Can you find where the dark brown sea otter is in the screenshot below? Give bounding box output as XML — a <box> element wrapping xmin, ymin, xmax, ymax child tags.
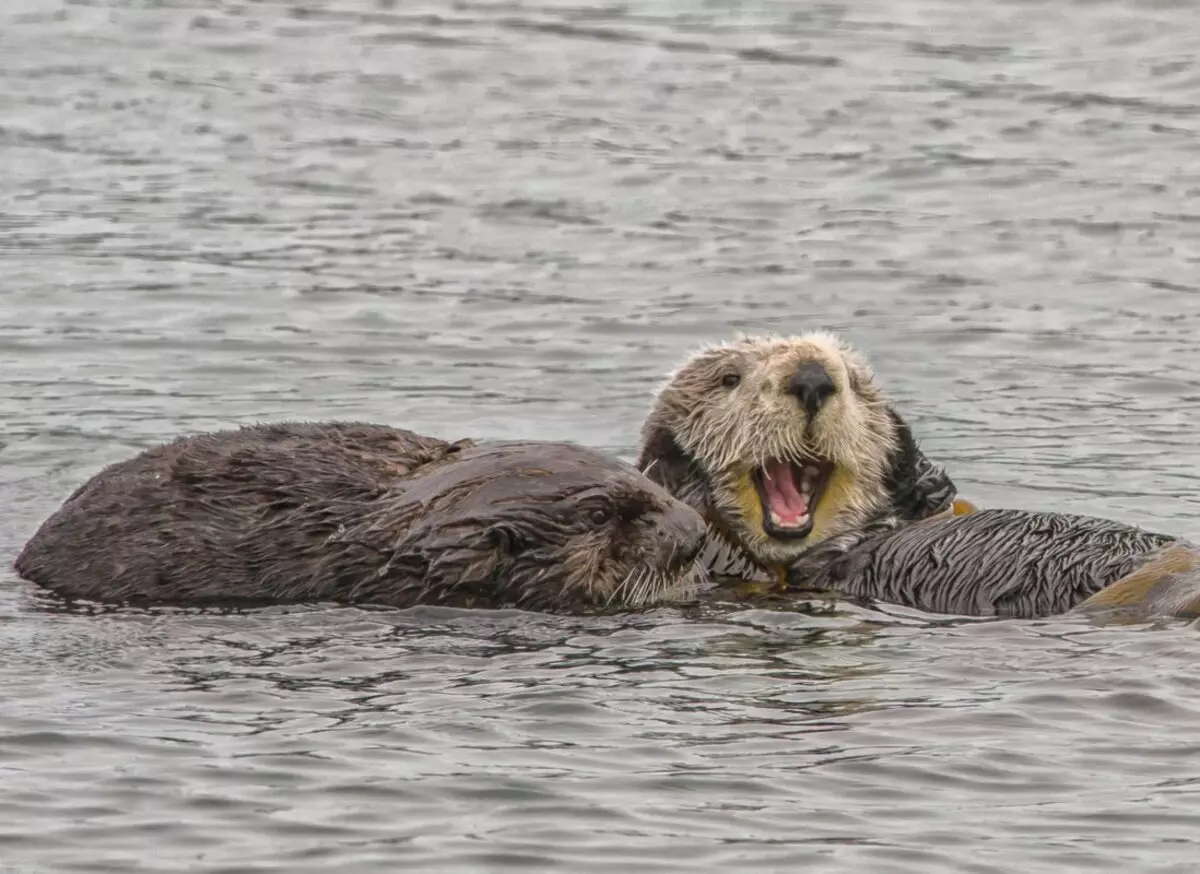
<box><xmin>637</xmin><ymin>331</ymin><xmax>974</xmax><ymax>586</ymax></box>
<box><xmin>13</xmin><ymin>422</ymin><xmax>708</xmax><ymax>613</ymax></box>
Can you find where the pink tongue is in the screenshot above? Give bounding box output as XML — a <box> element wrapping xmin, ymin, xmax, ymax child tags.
<box><xmin>761</xmin><ymin>461</ymin><xmax>809</xmax><ymax>525</ymax></box>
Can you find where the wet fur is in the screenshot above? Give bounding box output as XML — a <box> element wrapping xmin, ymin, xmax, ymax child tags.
<box><xmin>637</xmin><ymin>332</ymin><xmax>960</xmax><ymax>576</ymax></box>
<box><xmin>786</xmin><ymin>507</ymin><xmax>1191</xmax><ymax>619</ymax></box>
<box><xmin>14</xmin><ymin>422</ymin><xmax>708</xmax><ymax>613</ymax></box>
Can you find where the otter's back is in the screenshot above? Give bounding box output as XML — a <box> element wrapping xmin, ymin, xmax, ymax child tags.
<box><xmin>14</xmin><ymin>422</ymin><xmax>469</xmax><ymax>604</ymax></box>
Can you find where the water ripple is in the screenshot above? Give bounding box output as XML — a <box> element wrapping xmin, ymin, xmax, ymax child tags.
<box><xmin>3</xmin><ymin>0</ymin><xmax>1200</xmax><ymax>871</ymax></box>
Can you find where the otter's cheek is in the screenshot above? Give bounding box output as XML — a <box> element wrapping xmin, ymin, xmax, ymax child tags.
<box><xmin>730</xmin><ymin>471</ymin><xmax>766</xmax><ymax>540</ymax></box>
<box><xmin>807</xmin><ymin>465</ymin><xmax>859</xmax><ymax>543</ymax></box>
<box><xmin>808</xmin><ymin>393</ymin><xmax>851</xmax><ymax>444</ymax></box>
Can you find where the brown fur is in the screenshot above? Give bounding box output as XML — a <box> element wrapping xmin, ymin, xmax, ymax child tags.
<box><xmin>14</xmin><ymin>422</ymin><xmax>708</xmax><ymax>613</ymax></box>
<box><xmin>1077</xmin><ymin>544</ymin><xmax>1200</xmax><ymax>619</ymax></box>
<box><xmin>637</xmin><ymin>332</ymin><xmax>963</xmax><ymax>580</ymax></box>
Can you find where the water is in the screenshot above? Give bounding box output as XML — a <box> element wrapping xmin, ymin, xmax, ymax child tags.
<box><xmin>3</xmin><ymin>0</ymin><xmax>1200</xmax><ymax>870</ymax></box>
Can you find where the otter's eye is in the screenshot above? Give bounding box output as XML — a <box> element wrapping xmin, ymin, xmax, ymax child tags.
<box><xmin>589</xmin><ymin>506</ymin><xmax>613</xmax><ymax>526</ymax></box>
<box><xmin>720</xmin><ymin>372</ymin><xmax>741</xmax><ymax>389</ymax></box>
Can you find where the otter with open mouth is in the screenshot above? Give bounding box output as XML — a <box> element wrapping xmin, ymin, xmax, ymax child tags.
<box><xmin>14</xmin><ymin>422</ymin><xmax>709</xmax><ymax>613</ymax></box>
<box><xmin>636</xmin><ymin>331</ymin><xmax>973</xmax><ymax>586</ymax></box>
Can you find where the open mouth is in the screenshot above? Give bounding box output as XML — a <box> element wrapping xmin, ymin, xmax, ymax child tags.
<box><xmin>752</xmin><ymin>458</ymin><xmax>834</xmax><ymax>540</ymax></box>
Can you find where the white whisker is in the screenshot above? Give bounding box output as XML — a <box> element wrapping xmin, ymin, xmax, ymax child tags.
<box><xmin>630</xmin><ymin>570</ymin><xmax>647</xmax><ymax>607</ymax></box>
<box><xmin>608</xmin><ymin>570</ymin><xmax>631</xmax><ymax>607</ymax></box>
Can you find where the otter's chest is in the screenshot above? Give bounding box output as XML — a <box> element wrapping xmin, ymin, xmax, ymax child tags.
<box><xmin>700</xmin><ymin>529</ymin><xmax>774</xmax><ymax>583</ymax></box>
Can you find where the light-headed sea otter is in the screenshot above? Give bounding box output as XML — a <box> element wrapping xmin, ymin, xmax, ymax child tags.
<box><xmin>14</xmin><ymin>422</ymin><xmax>709</xmax><ymax>613</ymax></box>
<box><xmin>636</xmin><ymin>331</ymin><xmax>973</xmax><ymax>585</ymax></box>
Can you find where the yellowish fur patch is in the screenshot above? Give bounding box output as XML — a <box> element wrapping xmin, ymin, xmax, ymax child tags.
<box><xmin>731</xmin><ymin>471</ymin><xmax>766</xmax><ymax>541</ymax></box>
<box><xmin>1079</xmin><ymin>545</ymin><xmax>1200</xmax><ymax>611</ymax></box>
<box><xmin>808</xmin><ymin>466</ymin><xmax>864</xmax><ymax>544</ymax></box>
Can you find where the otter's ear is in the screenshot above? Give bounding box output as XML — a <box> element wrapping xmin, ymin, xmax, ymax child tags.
<box><xmin>882</xmin><ymin>407</ymin><xmax>958</xmax><ymax>520</ymax></box>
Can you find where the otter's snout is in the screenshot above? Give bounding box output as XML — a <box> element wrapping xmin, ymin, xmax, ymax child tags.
<box><xmin>787</xmin><ymin>362</ymin><xmax>836</xmax><ymax>417</ymax></box>
<box><xmin>651</xmin><ymin>506</ymin><xmax>707</xmax><ymax>571</ymax></box>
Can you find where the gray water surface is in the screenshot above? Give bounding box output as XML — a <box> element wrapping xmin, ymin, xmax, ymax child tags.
<box><xmin>4</xmin><ymin>1</ymin><xmax>1200</xmax><ymax>871</ymax></box>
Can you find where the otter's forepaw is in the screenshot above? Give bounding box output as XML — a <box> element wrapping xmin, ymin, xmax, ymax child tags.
<box><xmin>951</xmin><ymin>498</ymin><xmax>978</xmax><ymax>516</ymax></box>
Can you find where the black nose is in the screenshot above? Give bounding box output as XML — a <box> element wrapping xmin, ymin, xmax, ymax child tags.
<box><xmin>787</xmin><ymin>362</ymin><xmax>836</xmax><ymax>417</ymax></box>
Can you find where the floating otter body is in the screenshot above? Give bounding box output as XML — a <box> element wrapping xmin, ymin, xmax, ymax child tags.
<box><xmin>785</xmin><ymin>507</ymin><xmax>1200</xmax><ymax>620</ymax></box>
<box><xmin>637</xmin><ymin>332</ymin><xmax>972</xmax><ymax>585</ymax></box>
<box><xmin>636</xmin><ymin>331</ymin><xmax>1198</xmax><ymax>622</ymax></box>
<box><xmin>14</xmin><ymin>422</ymin><xmax>708</xmax><ymax>613</ymax></box>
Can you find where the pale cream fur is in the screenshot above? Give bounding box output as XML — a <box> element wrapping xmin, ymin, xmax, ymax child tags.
<box><xmin>637</xmin><ymin>332</ymin><xmax>903</xmax><ymax>577</ymax></box>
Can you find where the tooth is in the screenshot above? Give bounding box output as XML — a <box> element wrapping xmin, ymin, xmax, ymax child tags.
<box><xmin>769</xmin><ymin>509</ymin><xmax>810</xmax><ymax>529</ymax></box>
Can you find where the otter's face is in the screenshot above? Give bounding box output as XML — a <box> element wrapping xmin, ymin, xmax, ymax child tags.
<box><xmin>399</xmin><ymin>444</ymin><xmax>709</xmax><ymax>612</ymax></box>
<box><xmin>498</xmin><ymin>474</ymin><xmax>709</xmax><ymax>611</ymax></box>
<box><xmin>637</xmin><ymin>332</ymin><xmax>951</xmax><ymax>575</ymax></box>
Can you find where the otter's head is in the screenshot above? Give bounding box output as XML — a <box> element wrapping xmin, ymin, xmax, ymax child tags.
<box><xmin>374</xmin><ymin>442</ymin><xmax>709</xmax><ymax>612</ymax></box>
<box><xmin>636</xmin><ymin>332</ymin><xmax>965</xmax><ymax>576</ymax></box>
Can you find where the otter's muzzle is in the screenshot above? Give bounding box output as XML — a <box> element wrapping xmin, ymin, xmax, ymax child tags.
<box><xmin>651</xmin><ymin>506</ymin><xmax>707</xmax><ymax>572</ymax></box>
<box><xmin>788</xmin><ymin>362</ymin><xmax>836</xmax><ymax>418</ymax></box>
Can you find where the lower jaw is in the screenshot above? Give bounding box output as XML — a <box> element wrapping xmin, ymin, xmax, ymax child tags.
<box><xmin>754</xmin><ymin>536</ymin><xmax>815</xmax><ymax>569</ymax></box>
<box><xmin>762</xmin><ymin>515</ymin><xmax>815</xmax><ymax>542</ymax></box>
<box><xmin>755</xmin><ymin>503</ymin><xmax>831</xmax><ymax>561</ymax></box>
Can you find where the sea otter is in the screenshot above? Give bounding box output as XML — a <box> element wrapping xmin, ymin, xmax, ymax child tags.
<box><xmin>636</xmin><ymin>331</ymin><xmax>973</xmax><ymax>585</ymax></box>
<box><xmin>783</xmin><ymin>507</ymin><xmax>1200</xmax><ymax>621</ymax></box>
<box><xmin>13</xmin><ymin>422</ymin><xmax>709</xmax><ymax>613</ymax></box>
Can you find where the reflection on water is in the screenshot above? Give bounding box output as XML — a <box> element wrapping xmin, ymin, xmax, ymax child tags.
<box><xmin>3</xmin><ymin>0</ymin><xmax>1200</xmax><ymax>871</ymax></box>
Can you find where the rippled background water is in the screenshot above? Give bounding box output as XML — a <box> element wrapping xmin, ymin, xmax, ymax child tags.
<box><xmin>4</xmin><ymin>0</ymin><xmax>1200</xmax><ymax>871</ymax></box>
